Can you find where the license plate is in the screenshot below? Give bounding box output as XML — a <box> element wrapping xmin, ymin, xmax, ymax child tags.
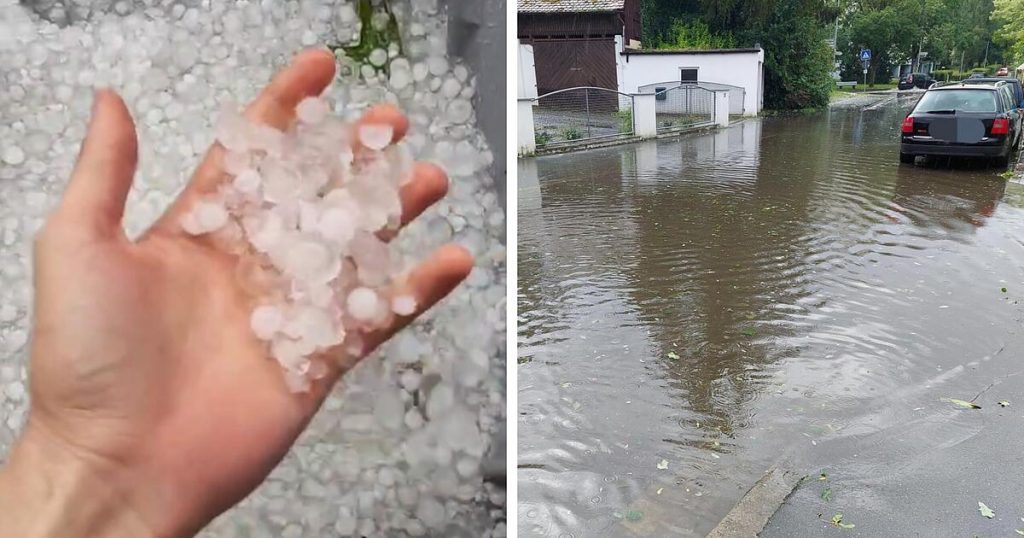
<box><xmin>928</xmin><ymin>118</ymin><xmax>985</xmax><ymax>143</ymax></box>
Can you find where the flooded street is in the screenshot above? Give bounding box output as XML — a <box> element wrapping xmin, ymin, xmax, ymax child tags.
<box><xmin>517</xmin><ymin>101</ymin><xmax>1024</xmax><ymax>536</ymax></box>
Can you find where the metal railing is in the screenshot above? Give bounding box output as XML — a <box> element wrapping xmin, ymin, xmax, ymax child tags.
<box><xmin>650</xmin><ymin>84</ymin><xmax>717</xmax><ymax>134</ymax></box>
<box><xmin>639</xmin><ymin>80</ymin><xmax>746</xmax><ymax>116</ymax></box>
<box><xmin>531</xmin><ymin>87</ymin><xmax>636</xmax><ymax>150</ymax></box>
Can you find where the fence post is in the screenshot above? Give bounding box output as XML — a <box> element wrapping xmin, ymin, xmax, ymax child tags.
<box><xmin>517</xmin><ymin>98</ymin><xmax>536</xmax><ymax>156</ymax></box>
<box><xmin>714</xmin><ymin>90</ymin><xmax>730</xmax><ymax>127</ymax></box>
<box><xmin>632</xmin><ymin>93</ymin><xmax>657</xmax><ymax>138</ymax></box>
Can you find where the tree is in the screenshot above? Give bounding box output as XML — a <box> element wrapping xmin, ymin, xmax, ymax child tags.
<box><xmin>993</xmin><ymin>0</ymin><xmax>1024</xmax><ymax>67</ymax></box>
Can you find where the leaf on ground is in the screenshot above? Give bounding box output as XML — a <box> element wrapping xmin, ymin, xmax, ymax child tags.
<box><xmin>998</xmin><ymin>401</ymin><xmax>1010</xmax><ymax>407</ymax></box>
<box><xmin>1014</xmin><ymin>529</ymin><xmax>1024</xmax><ymax>535</ymax></box>
<box><xmin>978</xmin><ymin>501</ymin><xmax>995</xmax><ymax>519</ymax></box>
<box><xmin>1002</xmin><ymin>287</ymin><xmax>1008</xmax><ymax>293</ymax></box>
<box><xmin>657</xmin><ymin>459</ymin><xmax>669</xmax><ymax>470</ymax></box>
<box><xmin>741</xmin><ymin>327</ymin><xmax>757</xmax><ymax>337</ymax></box>
<box><xmin>831</xmin><ymin>513</ymin><xmax>855</xmax><ymax>528</ymax></box>
<box><xmin>656</xmin><ymin>487</ymin><xmax>664</xmax><ymax>495</ymax></box>
<box><xmin>625</xmin><ymin>510</ymin><xmax>644</xmax><ymax>521</ymax></box>
<box><xmin>821</xmin><ymin>488</ymin><xmax>832</xmax><ymax>502</ymax></box>
<box><xmin>667</xmin><ymin>351</ymin><xmax>680</xmax><ymax>360</ymax></box>
<box><xmin>819</xmin><ymin>471</ymin><xmax>828</xmax><ymax>481</ymax></box>
<box><xmin>941</xmin><ymin>397</ymin><xmax>981</xmax><ymax>409</ymax></box>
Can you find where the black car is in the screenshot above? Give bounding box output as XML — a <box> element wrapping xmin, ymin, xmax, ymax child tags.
<box><xmin>960</xmin><ymin>77</ymin><xmax>1024</xmax><ymax>109</ymax></box>
<box><xmin>898</xmin><ymin>72</ymin><xmax>936</xmax><ymax>90</ymax></box>
<box><xmin>900</xmin><ymin>82</ymin><xmax>1021</xmax><ymax>167</ymax></box>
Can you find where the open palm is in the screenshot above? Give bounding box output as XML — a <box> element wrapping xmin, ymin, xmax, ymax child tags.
<box><xmin>22</xmin><ymin>49</ymin><xmax>472</xmax><ymax>537</ymax></box>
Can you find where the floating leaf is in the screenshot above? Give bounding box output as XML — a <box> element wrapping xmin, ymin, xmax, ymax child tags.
<box><xmin>657</xmin><ymin>459</ymin><xmax>669</xmax><ymax>470</ymax></box>
<box><xmin>978</xmin><ymin>501</ymin><xmax>995</xmax><ymax>519</ymax></box>
<box><xmin>998</xmin><ymin>401</ymin><xmax>1010</xmax><ymax>407</ymax></box>
<box><xmin>831</xmin><ymin>513</ymin><xmax>855</xmax><ymax>529</ymax></box>
<box><xmin>667</xmin><ymin>351</ymin><xmax>680</xmax><ymax>360</ymax></box>
<box><xmin>821</xmin><ymin>488</ymin><xmax>832</xmax><ymax>501</ymax></box>
<box><xmin>941</xmin><ymin>398</ymin><xmax>981</xmax><ymax>409</ymax></box>
<box><xmin>625</xmin><ymin>510</ymin><xmax>644</xmax><ymax>521</ymax></box>
<box><xmin>741</xmin><ymin>327</ymin><xmax>757</xmax><ymax>337</ymax></box>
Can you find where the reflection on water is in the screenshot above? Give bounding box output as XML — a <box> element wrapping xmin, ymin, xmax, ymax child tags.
<box><xmin>518</xmin><ymin>105</ymin><xmax>1024</xmax><ymax>536</ymax></box>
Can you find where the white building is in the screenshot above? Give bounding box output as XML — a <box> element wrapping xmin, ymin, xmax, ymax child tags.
<box><xmin>614</xmin><ymin>40</ymin><xmax>764</xmax><ymax>116</ymax></box>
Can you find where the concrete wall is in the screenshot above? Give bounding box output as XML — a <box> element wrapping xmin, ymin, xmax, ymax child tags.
<box><xmin>517</xmin><ymin>42</ymin><xmax>537</xmax><ymax>100</ymax></box>
<box><xmin>615</xmin><ymin>47</ymin><xmax>764</xmax><ymax>115</ymax></box>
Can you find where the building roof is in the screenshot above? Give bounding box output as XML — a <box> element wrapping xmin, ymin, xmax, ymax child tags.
<box><xmin>621</xmin><ymin>48</ymin><xmax>763</xmax><ymax>55</ymax></box>
<box><xmin>518</xmin><ymin>0</ymin><xmax>625</xmax><ymax>14</ymax></box>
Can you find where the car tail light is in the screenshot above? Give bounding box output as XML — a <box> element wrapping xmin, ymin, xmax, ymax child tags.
<box><xmin>901</xmin><ymin>116</ymin><xmax>915</xmax><ymax>133</ymax></box>
<box><xmin>992</xmin><ymin>117</ymin><xmax>1010</xmax><ymax>135</ymax></box>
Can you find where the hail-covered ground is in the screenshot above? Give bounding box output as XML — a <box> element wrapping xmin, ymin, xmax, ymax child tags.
<box><xmin>0</xmin><ymin>1</ymin><xmax>506</xmax><ymax>536</ymax></box>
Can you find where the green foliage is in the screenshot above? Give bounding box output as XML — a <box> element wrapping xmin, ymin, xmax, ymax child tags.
<box><xmin>535</xmin><ymin>131</ymin><xmax>553</xmax><ymax>146</ymax></box>
<box><xmin>651</xmin><ymin>20</ymin><xmax>736</xmax><ymax>50</ymax></box>
<box><xmin>562</xmin><ymin>127</ymin><xmax>583</xmax><ymax>140</ymax></box>
<box><xmin>616</xmin><ymin>109</ymin><xmax>634</xmax><ymax>133</ymax></box>
<box><xmin>329</xmin><ymin>0</ymin><xmax>401</xmax><ymax>72</ymax></box>
<box><xmin>750</xmin><ymin>2</ymin><xmax>835</xmax><ymax>109</ymax></box>
<box><xmin>995</xmin><ymin>0</ymin><xmax>1024</xmax><ymax>67</ymax></box>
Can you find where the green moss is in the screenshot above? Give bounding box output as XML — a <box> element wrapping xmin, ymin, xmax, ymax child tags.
<box><xmin>328</xmin><ymin>0</ymin><xmax>402</xmax><ymax>74</ymax></box>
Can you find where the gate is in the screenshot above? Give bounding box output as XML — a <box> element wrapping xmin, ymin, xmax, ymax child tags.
<box><xmin>531</xmin><ymin>87</ymin><xmax>636</xmax><ymax>150</ymax></box>
<box><xmin>650</xmin><ymin>84</ymin><xmax>717</xmax><ymax>134</ymax></box>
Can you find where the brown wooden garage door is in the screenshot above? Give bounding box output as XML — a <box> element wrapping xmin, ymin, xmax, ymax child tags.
<box><xmin>531</xmin><ymin>38</ymin><xmax>617</xmax><ymax>96</ymax></box>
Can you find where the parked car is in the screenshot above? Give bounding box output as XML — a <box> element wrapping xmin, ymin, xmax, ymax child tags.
<box><xmin>997</xmin><ymin>66</ymin><xmax>1010</xmax><ymax>76</ymax></box>
<box><xmin>960</xmin><ymin>77</ymin><xmax>1024</xmax><ymax>109</ymax></box>
<box><xmin>900</xmin><ymin>82</ymin><xmax>1022</xmax><ymax>167</ymax></box>
<box><xmin>898</xmin><ymin>72</ymin><xmax>936</xmax><ymax>90</ymax></box>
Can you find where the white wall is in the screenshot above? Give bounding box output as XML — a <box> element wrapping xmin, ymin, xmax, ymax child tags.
<box><xmin>517</xmin><ymin>43</ymin><xmax>537</xmax><ymax>100</ymax></box>
<box><xmin>615</xmin><ymin>49</ymin><xmax>764</xmax><ymax>115</ymax></box>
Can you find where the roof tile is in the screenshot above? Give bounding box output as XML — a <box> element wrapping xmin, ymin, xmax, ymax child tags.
<box><xmin>518</xmin><ymin>0</ymin><xmax>625</xmax><ymax>14</ymax></box>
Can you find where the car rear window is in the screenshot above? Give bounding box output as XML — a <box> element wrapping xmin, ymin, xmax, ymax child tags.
<box><xmin>915</xmin><ymin>89</ymin><xmax>998</xmax><ymax>113</ymax></box>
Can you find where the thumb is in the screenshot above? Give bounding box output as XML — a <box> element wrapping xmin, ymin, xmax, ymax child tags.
<box><xmin>59</xmin><ymin>89</ymin><xmax>138</xmax><ymax>239</ymax></box>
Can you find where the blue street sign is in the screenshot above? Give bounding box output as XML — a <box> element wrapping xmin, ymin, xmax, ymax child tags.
<box><xmin>860</xmin><ymin>48</ymin><xmax>872</xmax><ymax>61</ymax></box>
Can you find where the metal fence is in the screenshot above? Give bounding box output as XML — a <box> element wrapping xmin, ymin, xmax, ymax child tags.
<box><xmin>639</xmin><ymin>80</ymin><xmax>746</xmax><ymax>116</ymax></box>
<box><xmin>649</xmin><ymin>84</ymin><xmax>717</xmax><ymax>134</ymax></box>
<box><xmin>531</xmin><ymin>87</ymin><xmax>635</xmax><ymax>150</ymax></box>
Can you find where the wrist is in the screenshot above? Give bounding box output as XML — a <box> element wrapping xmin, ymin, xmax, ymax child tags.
<box><xmin>0</xmin><ymin>421</ymin><xmax>157</xmax><ymax>538</ymax></box>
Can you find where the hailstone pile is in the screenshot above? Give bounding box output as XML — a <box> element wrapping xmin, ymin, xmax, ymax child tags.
<box><xmin>182</xmin><ymin>98</ymin><xmax>420</xmax><ymax>393</ymax></box>
<box><xmin>0</xmin><ymin>1</ymin><xmax>506</xmax><ymax>537</ymax></box>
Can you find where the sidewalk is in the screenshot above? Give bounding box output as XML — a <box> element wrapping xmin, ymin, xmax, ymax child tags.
<box><xmin>760</xmin><ymin>352</ymin><xmax>1024</xmax><ymax>536</ymax></box>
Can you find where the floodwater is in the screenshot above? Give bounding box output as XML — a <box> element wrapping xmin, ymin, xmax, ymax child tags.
<box><xmin>517</xmin><ymin>99</ymin><xmax>1024</xmax><ymax>536</ymax></box>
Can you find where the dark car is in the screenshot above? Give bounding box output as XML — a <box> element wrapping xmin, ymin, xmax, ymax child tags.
<box><xmin>960</xmin><ymin>77</ymin><xmax>1024</xmax><ymax>109</ymax></box>
<box><xmin>898</xmin><ymin>72</ymin><xmax>936</xmax><ymax>90</ymax></box>
<box><xmin>900</xmin><ymin>82</ymin><xmax>1022</xmax><ymax>167</ymax></box>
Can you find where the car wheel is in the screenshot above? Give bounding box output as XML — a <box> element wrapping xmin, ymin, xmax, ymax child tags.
<box><xmin>900</xmin><ymin>152</ymin><xmax>914</xmax><ymax>164</ymax></box>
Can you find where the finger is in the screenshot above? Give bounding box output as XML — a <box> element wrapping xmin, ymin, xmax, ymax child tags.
<box><xmin>361</xmin><ymin>243</ymin><xmax>474</xmax><ymax>353</ymax></box>
<box><xmin>353</xmin><ymin>103</ymin><xmax>409</xmax><ymax>153</ymax></box>
<box><xmin>152</xmin><ymin>49</ymin><xmax>337</xmax><ymax>231</ymax></box>
<box><xmin>378</xmin><ymin>162</ymin><xmax>449</xmax><ymax>242</ymax></box>
<box><xmin>57</xmin><ymin>89</ymin><xmax>138</xmax><ymax>239</ymax></box>
<box><xmin>315</xmin><ymin>244</ymin><xmax>473</xmax><ymax>389</ymax></box>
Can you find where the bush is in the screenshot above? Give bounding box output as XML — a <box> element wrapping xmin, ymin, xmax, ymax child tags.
<box><xmin>616</xmin><ymin>109</ymin><xmax>634</xmax><ymax>133</ymax></box>
<box><xmin>535</xmin><ymin>131</ymin><xmax>553</xmax><ymax>146</ymax></box>
<box><xmin>562</xmin><ymin>127</ymin><xmax>582</xmax><ymax>141</ymax></box>
<box><xmin>652</xmin><ymin>20</ymin><xmax>735</xmax><ymax>50</ymax></box>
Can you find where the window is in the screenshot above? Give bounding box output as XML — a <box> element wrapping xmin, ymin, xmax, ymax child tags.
<box><xmin>914</xmin><ymin>90</ymin><xmax>998</xmax><ymax>113</ymax></box>
<box><xmin>680</xmin><ymin>68</ymin><xmax>698</xmax><ymax>82</ymax></box>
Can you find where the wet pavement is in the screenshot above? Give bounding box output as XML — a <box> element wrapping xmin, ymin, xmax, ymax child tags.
<box><xmin>518</xmin><ymin>101</ymin><xmax>1024</xmax><ymax>536</ymax></box>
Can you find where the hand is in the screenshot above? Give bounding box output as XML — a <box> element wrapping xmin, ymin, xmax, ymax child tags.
<box><xmin>0</xmin><ymin>49</ymin><xmax>472</xmax><ymax>537</ymax></box>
